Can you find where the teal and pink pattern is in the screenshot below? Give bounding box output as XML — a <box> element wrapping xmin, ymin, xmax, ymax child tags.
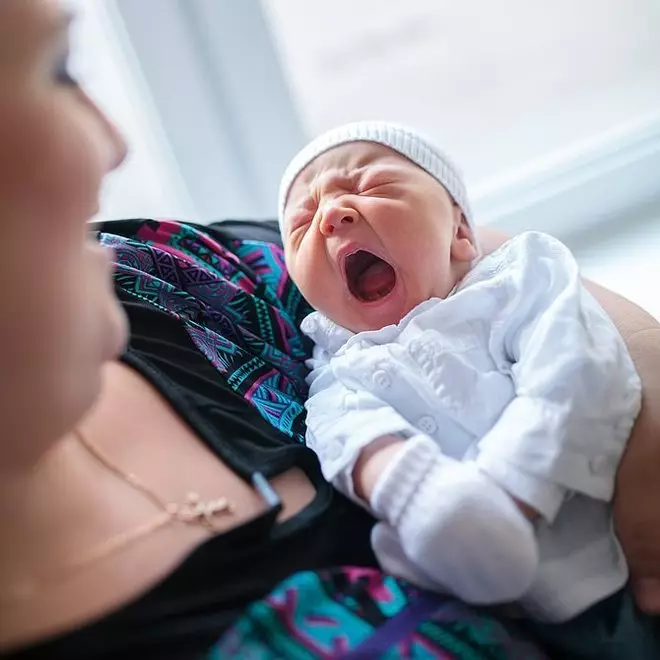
<box><xmin>211</xmin><ymin>567</ymin><xmax>549</xmax><ymax>659</ymax></box>
<box><xmin>100</xmin><ymin>219</ymin><xmax>312</xmax><ymax>443</ymax></box>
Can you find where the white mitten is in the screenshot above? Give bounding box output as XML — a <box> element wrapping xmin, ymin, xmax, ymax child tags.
<box><xmin>370</xmin><ymin>434</ymin><xmax>539</xmax><ymax>604</ymax></box>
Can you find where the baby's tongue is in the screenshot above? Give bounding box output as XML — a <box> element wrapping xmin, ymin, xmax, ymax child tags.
<box><xmin>357</xmin><ymin>260</ymin><xmax>396</xmax><ymax>300</ymax></box>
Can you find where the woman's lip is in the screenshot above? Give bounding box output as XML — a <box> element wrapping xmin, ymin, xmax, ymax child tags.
<box><xmin>87</xmin><ymin>239</ymin><xmax>114</xmax><ymax>260</ymax></box>
<box><xmin>86</xmin><ymin>241</ymin><xmax>118</xmax><ymax>281</ymax></box>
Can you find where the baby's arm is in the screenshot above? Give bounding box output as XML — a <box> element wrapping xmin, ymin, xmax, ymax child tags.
<box><xmin>305</xmin><ymin>359</ymin><xmax>538</xmax><ymax>603</ymax></box>
<box><xmin>474</xmin><ymin>232</ymin><xmax>642</xmax><ymax>520</ymax></box>
<box><xmin>354</xmin><ymin>435</ymin><xmax>536</xmax><ymax>518</ymax></box>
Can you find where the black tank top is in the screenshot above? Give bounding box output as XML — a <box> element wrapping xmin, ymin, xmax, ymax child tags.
<box><xmin>6</xmin><ymin>220</ymin><xmax>376</xmax><ymax>660</ymax></box>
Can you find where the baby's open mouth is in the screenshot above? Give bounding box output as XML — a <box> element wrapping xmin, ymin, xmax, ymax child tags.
<box><xmin>344</xmin><ymin>250</ymin><xmax>396</xmax><ymax>302</ymax></box>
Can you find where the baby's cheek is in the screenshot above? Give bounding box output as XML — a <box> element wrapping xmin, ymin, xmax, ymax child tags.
<box><xmin>292</xmin><ymin>248</ymin><xmax>325</xmax><ymax>292</ymax></box>
<box><xmin>301</xmin><ymin>274</ymin><xmax>344</xmax><ymax>321</ymax></box>
<box><xmin>287</xmin><ymin>252</ymin><xmax>312</xmax><ymax>295</ymax></box>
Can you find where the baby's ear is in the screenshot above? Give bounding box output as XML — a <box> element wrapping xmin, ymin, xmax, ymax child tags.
<box><xmin>451</xmin><ymin>206</ymin><xmax>478</xmax><ymax>263</ymax></box>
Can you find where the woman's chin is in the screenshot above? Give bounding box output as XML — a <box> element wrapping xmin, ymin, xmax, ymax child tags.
<box><xmin>103</xmin><ymin>302</ymin><xmax>130</xmax><ymax>362</ymax></box>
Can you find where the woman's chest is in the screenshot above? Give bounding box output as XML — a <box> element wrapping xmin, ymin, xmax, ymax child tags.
<box><xmin>3</xmin><ymin>361</ymin><xmax>318</xmax><ymax>654</ymax></box>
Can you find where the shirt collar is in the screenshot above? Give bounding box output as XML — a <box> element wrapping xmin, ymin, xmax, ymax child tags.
<box><xmin>300</xmin><ymin>312</ymin><xmax>354</xmax><ymax>354</ymax></box>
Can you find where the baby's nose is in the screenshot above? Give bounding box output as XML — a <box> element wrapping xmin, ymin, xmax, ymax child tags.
<box><xmin>319</xmin><ymin>204</ymin><xmax>358</xmax><ymax>236</ymax></box>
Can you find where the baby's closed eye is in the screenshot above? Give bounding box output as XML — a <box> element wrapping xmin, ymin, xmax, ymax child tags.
<box><xmin>359</xmin><ymin>182</ymin><xmax>395</xmax><ymax>196</ymax></box>
<box><xmin>358</xmin><ymin>169</ymin><xmax>402</xmax><ymax>196</ymax></box>
<box><xmin>287</xmin><ymin>199</ymin><xmax>317</xmax><ymax>235</ymax></box>
<box><xmin>288</xmin><ymin>212</ymin><xmax>313</xmax><ymax>232</ymax></box>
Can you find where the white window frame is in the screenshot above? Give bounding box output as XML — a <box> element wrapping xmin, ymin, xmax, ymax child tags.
<box><xmin>110</xmin><ymin>0</ymin><xmax>660</xmax><ymax>240</ymax></box>
<box><xmin>111</xmin><ymin>0</ymin><xmax>306</xmax><ymax>222</ymax></box>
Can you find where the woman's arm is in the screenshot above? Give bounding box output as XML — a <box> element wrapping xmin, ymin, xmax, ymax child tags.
<box><xmin>597</xmin><ymin>291</ymin><xmax>660</xmax><ymax>612</ymax></box>
<box><xmin>478</xmin><ymin>226</ymin><xmax>660</xmax><ymax>612</ymax></box>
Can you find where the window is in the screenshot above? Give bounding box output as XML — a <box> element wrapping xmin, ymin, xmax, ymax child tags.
<box><xmin>69</xmin><ymin>0</ymin><xmax>194</xmax><ymax>221</ymax></box>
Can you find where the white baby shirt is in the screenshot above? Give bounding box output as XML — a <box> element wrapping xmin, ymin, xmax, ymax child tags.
<box><xmin>302</xmin><ymin>231</ymin><xmax>641</xmax><ymax>622</ymax></box>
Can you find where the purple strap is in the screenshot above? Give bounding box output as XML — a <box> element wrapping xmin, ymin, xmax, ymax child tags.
<box><xmin>338</xmin><ymin>592</ymin><xmax>442</xmax><ymax>659</ymax></box>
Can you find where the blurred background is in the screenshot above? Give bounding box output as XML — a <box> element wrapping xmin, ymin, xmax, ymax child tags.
<box><xmin>71</xmin><ymin>0</ymin><xmax>660</xmax><ymax>317</ymax></box>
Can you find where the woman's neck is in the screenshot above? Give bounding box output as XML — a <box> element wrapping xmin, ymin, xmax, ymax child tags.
<box><xmin>0</xmin><ymin>433</ymin><xmax>94</xmax><ymax>565</ymax></box>
<box><xmin>0</xmin><ymin>427</ymin><xmax>157</xmax><ymax>601</ymax></box>
<box><xmin>0</xmin><ymin>365</ymin><xmax>123</xmax><ymax>563</ymax></box>
<box><xmin>0</xmin><ymin>431</ymin><xmax>80</xmax><ymax>519</ymax></box>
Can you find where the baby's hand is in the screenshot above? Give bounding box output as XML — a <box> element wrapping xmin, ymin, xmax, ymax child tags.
<box><xmin>369</xmin><ymin>435</ymin><xmax>539</xmax><ymax>604</ymax></box>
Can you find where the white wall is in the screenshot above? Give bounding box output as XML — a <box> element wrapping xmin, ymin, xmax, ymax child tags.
<box><xmin>111</xmin><ymin>0</ymin><xmax>305</xmax><ymax>221</ymax></box>
<box><xmin>262</xmin><ymin>0</ymin><xmax>660</xmax><ymax>193</ymax></box>
<box><xmin>68</xmin><ymin>0</ymin><xmax>194</xmax><ymax>222</ymax></box>
<box><xmin>264</xmin><ymin>0</ymin><xmax>660</xmax><ymax>317</ymax></box>
<box><xmin>62</xmin><ymin>0</ymin><xmax>660</xmax><ymax>323</ymax></box>
<box><xmin>572</xmin><ymin>213</ymin><xmax>660</xmax><ymax>320</ymax></box>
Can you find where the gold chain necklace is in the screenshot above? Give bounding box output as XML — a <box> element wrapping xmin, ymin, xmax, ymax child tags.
<box><xmin>1</xmin><ymin>429</ymin><xmax>234</xmax><ymax>604</ymax></box>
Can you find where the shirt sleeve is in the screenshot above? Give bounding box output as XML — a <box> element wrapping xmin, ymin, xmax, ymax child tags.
<box><xmin>304</xmin><ymin>344</ymin><xmax>419</xmax><ymax>504</ymax></box>
<box><xmin>475</xmin><ymin>232</ymin><xmax>642</xmax><ymax>521</ymax></box>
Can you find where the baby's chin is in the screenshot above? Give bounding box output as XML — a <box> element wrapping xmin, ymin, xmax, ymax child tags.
<box><xmin>340</xmin><ymin>290</ymin><xmax>417</xmax><ymax>334</ymax></box>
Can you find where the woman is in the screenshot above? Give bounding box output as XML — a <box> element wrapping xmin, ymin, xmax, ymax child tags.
<box><xmin>1</xmin><ymin>1</ymin><xmax>660</xmax><ymax>657</ymax></box>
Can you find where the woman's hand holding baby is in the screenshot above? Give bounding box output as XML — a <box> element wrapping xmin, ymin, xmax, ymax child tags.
<box><xmin>612</xmin><ymin>323</ymin><xmax>660</xmax><ymax>614</ymax></box>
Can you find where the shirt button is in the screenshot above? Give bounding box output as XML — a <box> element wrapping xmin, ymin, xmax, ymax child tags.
<box><xmin>589</xmin><ymin>455</ymin><xmax>608</xmax><ymax>475</ymax></box>
<box><xmin>301</xmin><ymin>316</ymin><xmax>318</xmax><ymax>334</ymax></box>
<box><xmin>418</xmin><ymin>415</ymin><xmax>438</xmax><ymax>435</ymax></box>
<box><xmin>408</xmin><ymin>340</ymin><xmax>423</xmax><ymax>359</ymax></box>
<box><xmin>372</xmin><ymin>369</ymin><xmax>391</xmax><ymax>389</ymax></box>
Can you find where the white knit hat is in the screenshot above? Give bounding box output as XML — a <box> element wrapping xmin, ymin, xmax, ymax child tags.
<box><xmin>278</xmin><ymin>120</ymin><xmax>474</xmax><ymax>235</ymax></box>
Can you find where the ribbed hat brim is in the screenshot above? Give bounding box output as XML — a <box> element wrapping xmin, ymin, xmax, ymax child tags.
<box><xmin>278</xmin><ymin>121</ymin><xmax>473</xmax><ymax>238</ymax></box>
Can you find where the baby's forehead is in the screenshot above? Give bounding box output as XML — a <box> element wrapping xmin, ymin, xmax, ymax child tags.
<box><xmin>294</xmin><ymin>142</ymin><xmax>409</xmax><ymax>187</ymax></box>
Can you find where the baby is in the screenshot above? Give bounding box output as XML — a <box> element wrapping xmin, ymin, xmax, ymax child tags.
<box><xmin>279</xmin><ymin>122</ymin><xmax>653</xmax><ymax>654</ymax></box>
